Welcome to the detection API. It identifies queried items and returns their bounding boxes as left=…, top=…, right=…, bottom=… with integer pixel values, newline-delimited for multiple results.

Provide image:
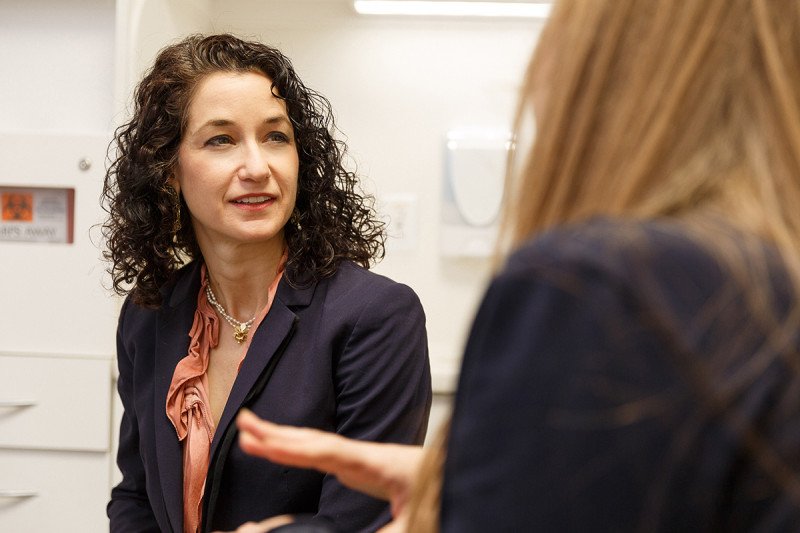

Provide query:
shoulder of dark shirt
left=503, top=217, right=717, bottom=280
left=498, top=216, right=793, bottom=336
left=319, top=259, right=421, bottom=308
left=500, top=217, right=777, bottom=295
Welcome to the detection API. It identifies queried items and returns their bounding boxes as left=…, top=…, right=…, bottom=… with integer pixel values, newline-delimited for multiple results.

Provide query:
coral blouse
left=165, top=263, right=284, bottom=533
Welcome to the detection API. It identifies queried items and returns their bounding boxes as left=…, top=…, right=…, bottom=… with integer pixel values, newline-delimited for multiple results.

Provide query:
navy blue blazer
left=108, top=260, right=432, bottom=533
left=441, top=218, right=800, bottom=531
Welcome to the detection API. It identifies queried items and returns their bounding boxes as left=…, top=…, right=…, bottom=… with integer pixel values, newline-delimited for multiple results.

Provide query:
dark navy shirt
left=442, top=218, right=800, bottom=532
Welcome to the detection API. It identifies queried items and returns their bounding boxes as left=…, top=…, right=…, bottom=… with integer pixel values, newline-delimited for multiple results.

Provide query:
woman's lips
left=231, top=195, right=275, bottom=209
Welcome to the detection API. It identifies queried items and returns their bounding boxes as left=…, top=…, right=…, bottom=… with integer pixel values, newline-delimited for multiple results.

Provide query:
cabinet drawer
left=0, top=355, right=111, bottom=451
left=0, top=448, right=109, bottom=532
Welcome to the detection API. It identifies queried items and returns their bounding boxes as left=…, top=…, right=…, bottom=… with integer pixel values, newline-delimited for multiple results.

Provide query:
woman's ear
left=168, top=172, right=181, bottom=196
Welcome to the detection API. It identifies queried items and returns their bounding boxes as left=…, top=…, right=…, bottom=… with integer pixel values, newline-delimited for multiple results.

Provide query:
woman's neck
left=201, top=239, right=286, bottom=321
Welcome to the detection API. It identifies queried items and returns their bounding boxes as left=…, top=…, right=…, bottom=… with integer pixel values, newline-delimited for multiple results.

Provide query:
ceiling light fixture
left=353, top=1, right=552, bottom=18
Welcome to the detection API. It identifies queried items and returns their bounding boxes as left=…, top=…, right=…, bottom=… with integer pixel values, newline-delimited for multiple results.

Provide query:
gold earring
left=290, top=210, right=301, bottom=229
left=167, top=186, right=181, bottom=234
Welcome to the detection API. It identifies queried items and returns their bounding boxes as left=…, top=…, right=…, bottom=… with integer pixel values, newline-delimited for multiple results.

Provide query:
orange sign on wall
left=0, top=187, right=74, bottom=243
left=2, top=192, right=34, bottom=221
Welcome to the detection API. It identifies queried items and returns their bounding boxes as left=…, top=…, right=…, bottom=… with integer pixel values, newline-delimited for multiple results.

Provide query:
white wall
left=0, top=0, right=115, bottom=134
left=115, top=0, right=214, bottom=114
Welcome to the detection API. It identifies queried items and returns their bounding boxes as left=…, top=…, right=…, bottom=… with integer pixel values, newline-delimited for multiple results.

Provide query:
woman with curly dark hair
left=103, top=33, right=431, bottom=533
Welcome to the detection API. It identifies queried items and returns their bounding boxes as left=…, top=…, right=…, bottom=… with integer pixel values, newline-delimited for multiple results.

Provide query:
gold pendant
left=233, top=324, right=248, bottom=344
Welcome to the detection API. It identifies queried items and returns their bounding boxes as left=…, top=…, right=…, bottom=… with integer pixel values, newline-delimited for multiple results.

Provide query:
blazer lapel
left=153, top=262, right=202, bottom=533
left=209, top=275, right=316, bottom=456
left=149, top=267, right=317, bottom=532
left=210, top=297, right=295, bottom=457
left=202, top=277, right=315, bottom=531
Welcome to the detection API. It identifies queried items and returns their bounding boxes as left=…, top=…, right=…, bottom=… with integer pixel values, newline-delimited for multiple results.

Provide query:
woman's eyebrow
left=190, top=115, right=290, bottom=136
left=188, top=118, right=233, bottom=137
left=263, top=115, right=291, bottom=127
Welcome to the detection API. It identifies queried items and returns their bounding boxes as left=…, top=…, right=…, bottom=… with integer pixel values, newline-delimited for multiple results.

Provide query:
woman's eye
left=266, top=132, right=290, bottom=144
left=205, top=135, right=233, bottom=147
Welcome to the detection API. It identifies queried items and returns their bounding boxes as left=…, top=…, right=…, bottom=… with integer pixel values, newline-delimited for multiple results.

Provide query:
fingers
left=251, top=515, right=294, bottom=532
left=375, top=514, right=409, bottom=533
left=238, top=428, right=268, bottom=457
left=236, top=410, right=343, bottom=470
left=236, top=408, right=277, bottom=439
left=236, top=411, right=384, bottom=490
left=234, top=409, right=424, bottom=507
left=211, top=514, right=295, bottom=533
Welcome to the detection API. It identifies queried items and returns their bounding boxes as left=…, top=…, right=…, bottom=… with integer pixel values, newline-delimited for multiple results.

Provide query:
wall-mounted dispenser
left=440, top=129, right=510, bottom=257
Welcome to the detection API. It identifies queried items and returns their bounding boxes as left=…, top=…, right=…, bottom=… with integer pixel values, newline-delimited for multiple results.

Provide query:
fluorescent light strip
left=353, top=1, right=552, bottom=18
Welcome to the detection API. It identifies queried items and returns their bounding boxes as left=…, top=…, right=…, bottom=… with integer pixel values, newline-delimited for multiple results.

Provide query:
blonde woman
left=228, top=1, right=800, bottom=531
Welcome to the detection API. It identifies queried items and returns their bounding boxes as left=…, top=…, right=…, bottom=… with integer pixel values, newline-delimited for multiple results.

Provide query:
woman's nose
left=238, top=142, right=271, bottom=181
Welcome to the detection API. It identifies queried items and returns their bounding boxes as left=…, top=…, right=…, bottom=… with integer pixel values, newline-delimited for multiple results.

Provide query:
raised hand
left=236, top=409, right=424, bottom=519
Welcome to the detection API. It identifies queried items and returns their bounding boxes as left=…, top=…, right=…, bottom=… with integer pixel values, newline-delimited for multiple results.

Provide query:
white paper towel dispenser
left=441, top=129, right=510, bottom=257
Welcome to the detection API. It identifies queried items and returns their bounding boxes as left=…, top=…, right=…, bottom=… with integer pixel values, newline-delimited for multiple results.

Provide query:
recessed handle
left=0, top=400, right=36, bottom=408
left=0, top=489, right=38, bottom=498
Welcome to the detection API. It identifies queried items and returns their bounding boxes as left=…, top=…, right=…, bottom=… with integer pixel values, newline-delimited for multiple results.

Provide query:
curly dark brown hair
left=102, top=33, right=385, bottom=308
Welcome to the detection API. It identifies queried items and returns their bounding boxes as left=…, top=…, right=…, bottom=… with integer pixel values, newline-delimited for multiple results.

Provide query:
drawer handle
left=0, top=489, right=38, bottom=499
left=0, top=400, right=37, bottom=408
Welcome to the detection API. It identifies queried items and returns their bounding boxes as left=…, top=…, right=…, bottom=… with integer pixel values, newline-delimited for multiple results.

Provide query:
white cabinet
left=0, top=355, right=112, bottom=451
left=0, top=449, right=111, bottom=532
left=0, top=353, right=113, bottom=532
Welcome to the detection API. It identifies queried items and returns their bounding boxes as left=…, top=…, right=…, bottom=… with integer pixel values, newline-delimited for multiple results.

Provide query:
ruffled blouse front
left=165, top=262, right=284, bottom=533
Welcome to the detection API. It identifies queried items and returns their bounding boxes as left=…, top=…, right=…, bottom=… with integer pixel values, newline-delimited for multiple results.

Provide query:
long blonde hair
left=503, top=0, right=800, bottom=256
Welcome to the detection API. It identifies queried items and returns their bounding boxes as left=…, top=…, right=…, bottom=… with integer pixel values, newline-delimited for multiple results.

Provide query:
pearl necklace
left=205, top=284, right=256, bottom=344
